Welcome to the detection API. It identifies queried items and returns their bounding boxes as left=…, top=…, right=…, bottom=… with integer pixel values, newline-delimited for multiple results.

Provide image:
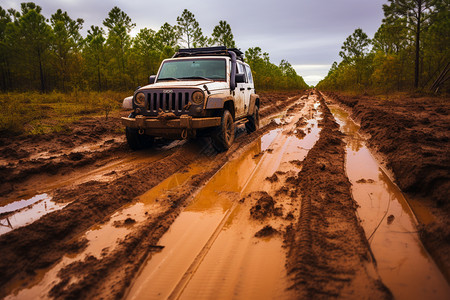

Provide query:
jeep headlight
left=191, top=91, right=205, bottom=105
left=134, top=92, right=146, bottom=107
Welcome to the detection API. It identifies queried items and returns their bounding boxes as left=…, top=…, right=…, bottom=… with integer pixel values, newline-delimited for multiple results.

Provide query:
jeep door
left=234, top=62, right=246, bottom=118
left=243, top=64, right=254, bottom=114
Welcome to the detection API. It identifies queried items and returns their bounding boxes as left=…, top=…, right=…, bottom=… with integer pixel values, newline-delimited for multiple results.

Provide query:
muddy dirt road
left=1, top=91, right=449, bottom=299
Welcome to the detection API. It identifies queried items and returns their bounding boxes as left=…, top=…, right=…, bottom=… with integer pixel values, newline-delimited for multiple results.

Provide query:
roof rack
left=173, top=46, right=244, bottom=61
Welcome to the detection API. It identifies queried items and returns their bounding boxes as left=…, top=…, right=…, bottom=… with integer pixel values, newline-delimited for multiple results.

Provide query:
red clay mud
left=325, top=92, right=449, bottom=207
left=0, top=115, right=127, bottom=197
left=325, top=91, right=450, bottom=281
left=250, top=191, right=277, bottom=220
left=284, top=93, right=392, bottom=298
left=0, top=91, right=307, bottom=299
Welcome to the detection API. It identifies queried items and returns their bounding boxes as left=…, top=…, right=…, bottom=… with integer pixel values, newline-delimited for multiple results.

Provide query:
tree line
left=317, top=0, right=449, bottom=93
left=0, top=3, right=308, bottom=93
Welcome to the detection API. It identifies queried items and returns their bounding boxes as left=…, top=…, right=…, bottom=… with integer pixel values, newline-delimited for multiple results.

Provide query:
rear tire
left=211, top=110, right=235, bottom=152
left=126, top=127, right=154, bottom=150
left=245, top=106, right=260, bottom=133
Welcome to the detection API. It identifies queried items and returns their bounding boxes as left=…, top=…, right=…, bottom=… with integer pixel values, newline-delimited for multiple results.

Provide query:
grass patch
left=0, top=91, right=130, bottom=136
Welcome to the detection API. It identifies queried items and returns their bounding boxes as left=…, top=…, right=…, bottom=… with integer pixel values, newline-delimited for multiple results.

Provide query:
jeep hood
left=140, top=80, right=228, bottom=91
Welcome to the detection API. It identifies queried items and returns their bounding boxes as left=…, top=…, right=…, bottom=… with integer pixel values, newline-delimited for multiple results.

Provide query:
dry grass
left=0, top=91, right=130, bottom=136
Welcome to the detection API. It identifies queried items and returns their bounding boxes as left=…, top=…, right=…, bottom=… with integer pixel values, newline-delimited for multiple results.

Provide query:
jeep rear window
left=157, top=59, right=226, bottom=81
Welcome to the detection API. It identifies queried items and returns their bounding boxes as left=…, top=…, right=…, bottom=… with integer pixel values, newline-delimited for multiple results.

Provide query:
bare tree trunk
left=38, top=48, right=45, bottom=93
left=414, top=0, right=422, bottom=89
left=97, top=55, right=102, bottom=91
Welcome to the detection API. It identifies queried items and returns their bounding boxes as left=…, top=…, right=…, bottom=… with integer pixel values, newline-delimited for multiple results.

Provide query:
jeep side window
left=237, top=62, right=247, bottom=82
left=245, top=65, right=253, bottom=84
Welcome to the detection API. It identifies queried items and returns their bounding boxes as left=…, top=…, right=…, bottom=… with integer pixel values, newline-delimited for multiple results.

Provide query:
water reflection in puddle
left=0, top=194, right=66, bottom=236
left=329, top=104, right=450, bottom=300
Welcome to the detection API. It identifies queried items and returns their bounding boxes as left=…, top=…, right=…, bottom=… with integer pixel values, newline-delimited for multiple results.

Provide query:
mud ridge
left=0, top=116, right=127, bottom=197
left=259, top=91, right=306, bottom=118
left=284, top=92, right=392, bottom=299
left=324, top=92, right=449, bottom=207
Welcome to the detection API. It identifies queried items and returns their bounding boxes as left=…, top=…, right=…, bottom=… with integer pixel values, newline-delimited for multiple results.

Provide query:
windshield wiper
left=179, top=76, right=211, bottom=81
left=157, top=77, right=180, bottom=81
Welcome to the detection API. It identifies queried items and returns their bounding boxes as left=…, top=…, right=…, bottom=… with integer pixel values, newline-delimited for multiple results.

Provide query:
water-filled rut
left=328, top=100, right=450, bottom=300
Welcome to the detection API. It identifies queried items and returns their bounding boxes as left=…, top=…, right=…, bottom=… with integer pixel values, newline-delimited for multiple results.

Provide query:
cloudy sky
left=0, top=0, right=388, bottom=85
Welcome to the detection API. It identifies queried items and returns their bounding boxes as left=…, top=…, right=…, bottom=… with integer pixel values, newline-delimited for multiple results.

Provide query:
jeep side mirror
left=149, top=75, right=156, bottom=84
left=235, top=73, right=245, bottom=83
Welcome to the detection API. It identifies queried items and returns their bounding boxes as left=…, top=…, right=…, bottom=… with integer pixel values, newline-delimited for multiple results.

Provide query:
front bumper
left=121, top=115, right=221, bottom=129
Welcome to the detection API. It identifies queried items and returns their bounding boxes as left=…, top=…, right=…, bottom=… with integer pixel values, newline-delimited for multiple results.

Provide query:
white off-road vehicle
left=121, top=46, right=260, bottom=151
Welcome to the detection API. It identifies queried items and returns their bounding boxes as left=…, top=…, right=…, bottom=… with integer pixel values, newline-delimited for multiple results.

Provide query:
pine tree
left=83, top=26, right=106, bottom=91
left=176, top=9, right=206, bottom=48
left=50, top=9, right=83, bottom=91
left=7, top=3, right=52, bottom=92
left=210, top=20, right=236, bottom=48
left=383, top=0, right=438, bottom=88
left=103, top=6, right=135, bottom=88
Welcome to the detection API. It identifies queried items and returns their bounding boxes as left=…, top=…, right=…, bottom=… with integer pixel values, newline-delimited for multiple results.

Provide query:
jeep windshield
left=157, top=58, right=227, bottom=82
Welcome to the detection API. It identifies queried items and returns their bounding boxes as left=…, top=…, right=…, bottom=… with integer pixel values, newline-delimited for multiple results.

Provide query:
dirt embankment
left=284, top=93, right=392, bottom=298
left=325, top=92, right=449, bottom=207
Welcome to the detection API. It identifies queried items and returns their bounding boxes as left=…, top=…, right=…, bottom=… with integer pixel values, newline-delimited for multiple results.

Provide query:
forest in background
left=0, top=3, right=307, bottom=136
left=0, top=3, right=308, bottom=93
left=317, top=0, right=449, bottom=94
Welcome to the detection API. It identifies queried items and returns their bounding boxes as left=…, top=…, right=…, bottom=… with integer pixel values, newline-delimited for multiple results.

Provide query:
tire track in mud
left=124, top=95, right=314, bottom=300
left=1, top=91, right=308, bottom=299
left=323, top=91, right=450, bottom=283
left=284, top=92, right=393, bottom=299
left=0, top=146, right=197, bottom=297
left=43, top=122, right=282, bottom=300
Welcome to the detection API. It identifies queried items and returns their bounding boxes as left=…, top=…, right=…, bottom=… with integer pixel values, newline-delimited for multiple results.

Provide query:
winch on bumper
left=121, top=115, right=221, bottom=138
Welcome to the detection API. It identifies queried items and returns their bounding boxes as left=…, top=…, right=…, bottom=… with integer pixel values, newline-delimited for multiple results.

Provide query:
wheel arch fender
left=248, top=94, right=260, bottom=116
left=205, top=94, right=235, bottom=118
left=205, top=93, right=234, bottom=109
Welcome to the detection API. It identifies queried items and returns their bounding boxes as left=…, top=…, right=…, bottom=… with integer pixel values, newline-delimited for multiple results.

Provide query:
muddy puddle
left=0, top=145, right=185, bottom=239
left=4, top=158, right=208, bottom=299
left=329, top=104, right=450, bottom=300
left=1, top=147, right=177, bottom=207
left=125, top=97, right=322, bottom=300
left=0, top=193, right=66, bottom=235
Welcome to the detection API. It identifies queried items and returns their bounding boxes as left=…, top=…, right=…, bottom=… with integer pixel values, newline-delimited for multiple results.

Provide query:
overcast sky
left=0, top=0, right=388, bottom=86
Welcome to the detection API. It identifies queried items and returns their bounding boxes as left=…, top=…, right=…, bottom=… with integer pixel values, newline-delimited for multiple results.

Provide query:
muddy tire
left=245, top=106, right=260, bottom=133
left=125, top=127, right=154, bottom=150
left=211, top=110, right=235, bottom=152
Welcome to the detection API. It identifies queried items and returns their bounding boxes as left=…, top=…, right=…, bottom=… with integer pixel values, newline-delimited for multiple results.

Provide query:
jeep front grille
left=146, top=90, right=192, bottom=115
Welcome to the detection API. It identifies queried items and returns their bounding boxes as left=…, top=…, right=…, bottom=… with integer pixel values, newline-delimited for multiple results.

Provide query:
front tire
left=245, top=106, right=260, bottom=133
left=211, top=110, right=235, bottom=152
left=126, top=127, right=154, bottom=150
